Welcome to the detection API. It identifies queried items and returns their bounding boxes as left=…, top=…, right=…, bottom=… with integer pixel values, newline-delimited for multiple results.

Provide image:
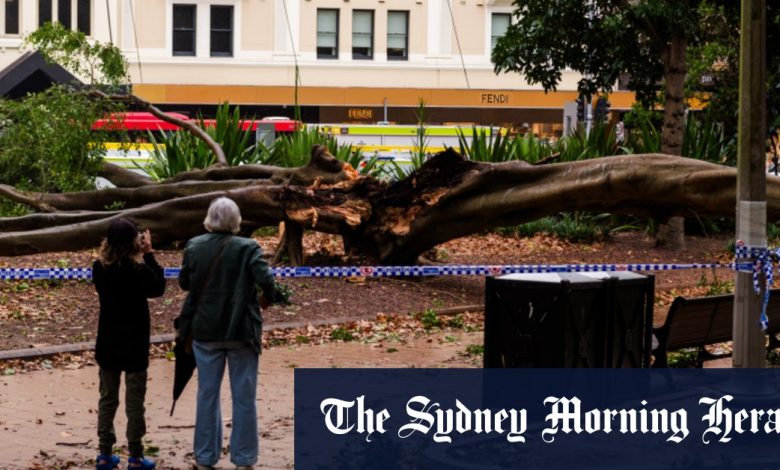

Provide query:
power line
left=128, top=0, right=143, bottom=83
left=105, top=0, right=113, bottom=44
left=445, top=0, right=470, bottom=89
left=281, top=0, right=302, bottom=121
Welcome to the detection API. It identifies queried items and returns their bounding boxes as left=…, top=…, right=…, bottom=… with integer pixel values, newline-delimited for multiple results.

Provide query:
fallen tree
left=0, top=148, right=776, bottom=264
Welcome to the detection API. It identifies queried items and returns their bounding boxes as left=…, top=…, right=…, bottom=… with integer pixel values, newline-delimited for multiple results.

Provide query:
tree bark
left=656, top=32, right=689, bottom=250
left=2, top=151, right=778, bottom=263
left=99, top=162, right=154, bottom=187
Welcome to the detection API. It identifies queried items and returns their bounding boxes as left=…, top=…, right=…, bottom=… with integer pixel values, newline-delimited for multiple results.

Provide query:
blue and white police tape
left=0, top=262, right=740, bottom=282
left=735, top=244, right=780, bottom=330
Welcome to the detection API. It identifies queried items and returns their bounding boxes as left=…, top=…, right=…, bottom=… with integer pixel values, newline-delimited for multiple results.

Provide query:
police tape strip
left=0, top=262, right=750, bottom=281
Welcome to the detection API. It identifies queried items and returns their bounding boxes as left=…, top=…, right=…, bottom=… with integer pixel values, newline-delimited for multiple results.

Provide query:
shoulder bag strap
left=191, top=235, right=231, bottom=309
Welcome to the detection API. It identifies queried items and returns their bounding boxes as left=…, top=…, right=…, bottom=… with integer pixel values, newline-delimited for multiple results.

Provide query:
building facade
left=0, top=0, right=637, bottom=135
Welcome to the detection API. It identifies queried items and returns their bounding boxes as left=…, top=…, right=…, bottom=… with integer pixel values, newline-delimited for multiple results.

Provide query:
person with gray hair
left=176, top=197, right=276, bottom=470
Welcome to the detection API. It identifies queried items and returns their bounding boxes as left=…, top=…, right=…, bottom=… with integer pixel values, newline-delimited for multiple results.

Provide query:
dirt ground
left=0, top=231, right=733, bottom=352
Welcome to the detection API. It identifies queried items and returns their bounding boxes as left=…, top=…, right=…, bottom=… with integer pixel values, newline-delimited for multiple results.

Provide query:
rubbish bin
left=483, top=272, right=654, bottom=368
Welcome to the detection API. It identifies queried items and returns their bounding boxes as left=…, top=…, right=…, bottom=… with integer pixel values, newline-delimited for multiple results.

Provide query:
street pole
left=733, top=0, right=767, bottom=368
left=585, top=97, right=592, bottom=137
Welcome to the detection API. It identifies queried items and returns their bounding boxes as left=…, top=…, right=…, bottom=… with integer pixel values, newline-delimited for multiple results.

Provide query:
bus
left=317, top=123, right=504, bottom=172
left=92, top=112, right=300, bottom=172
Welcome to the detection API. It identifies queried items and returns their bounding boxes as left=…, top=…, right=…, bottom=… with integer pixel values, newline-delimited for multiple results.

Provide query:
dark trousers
left=98, top=367, right=148, bottom=458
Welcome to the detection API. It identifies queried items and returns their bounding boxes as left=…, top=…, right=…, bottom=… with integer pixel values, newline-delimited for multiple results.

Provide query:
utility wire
left=128, top=0, right=144, bottom=83
left=281, top=0, right=302, bottom=121
left=105, top=0, right=113, bottom=43
left=445, top=0, right=470, bottom=89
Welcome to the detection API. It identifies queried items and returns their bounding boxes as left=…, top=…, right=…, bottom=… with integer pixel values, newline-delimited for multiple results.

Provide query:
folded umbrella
left=170, top=335, right=196, bottom=417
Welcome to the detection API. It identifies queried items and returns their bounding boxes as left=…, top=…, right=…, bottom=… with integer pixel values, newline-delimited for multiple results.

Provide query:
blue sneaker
left=95, top=454, right=120, bottom=470
left=128, top=456, right=156, bottom=469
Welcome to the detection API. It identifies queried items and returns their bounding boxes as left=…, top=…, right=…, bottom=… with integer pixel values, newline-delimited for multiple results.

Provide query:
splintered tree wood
left=1, top=149, right=778, bottom=264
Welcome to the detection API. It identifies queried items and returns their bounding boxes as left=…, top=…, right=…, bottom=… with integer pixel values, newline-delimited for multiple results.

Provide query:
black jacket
left=93, top=253, right=166, bottom=371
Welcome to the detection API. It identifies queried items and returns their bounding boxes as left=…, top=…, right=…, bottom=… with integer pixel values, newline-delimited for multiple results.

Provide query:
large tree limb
left=99, top=162, right=154, bottom=187
left=2, top=151, right=778, bottom=264
left=1, top=146, right=349, bottom=212
left=0, top=211, right=120, bottom=232
left=0, top=180, right=267, bottom=212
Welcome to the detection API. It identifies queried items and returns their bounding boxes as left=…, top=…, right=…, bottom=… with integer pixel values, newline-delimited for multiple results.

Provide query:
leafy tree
left=0, top=85, right=115, bottom=194
left=492, top=0, right=699, bottom=157
left=686, top=2, right=780, bottom=138
left=25, top=22, right=128, bottom=88
left=0, top=23, right=129, bottom=217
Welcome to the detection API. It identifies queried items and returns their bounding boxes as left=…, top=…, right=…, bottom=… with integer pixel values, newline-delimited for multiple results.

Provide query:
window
left=352, top=10, right=373, bottom=60
left=387, top=11, right=408, bottom=61
left=172, top=4, right=196, bottom=56
left=77, top=0, right=90, bottom=34
left=39, top=0, right=52, bottom=26
left=210, top=5, right=233, bottom=57
left=5, top=0, right=19, bottom=34
left=58, top=0, right=71, bottom=28
left=491, top=13, right=510, bottom=51
left=317, top=9, right=338, bottom=59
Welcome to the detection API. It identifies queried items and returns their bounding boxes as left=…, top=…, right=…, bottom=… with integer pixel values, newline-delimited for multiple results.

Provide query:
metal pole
left=585, top=97, right=592, bottom=137
left=733, top=0, right=767, bottom=368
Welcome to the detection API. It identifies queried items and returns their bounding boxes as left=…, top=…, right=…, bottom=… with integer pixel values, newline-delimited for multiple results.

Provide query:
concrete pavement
left=0, top=331, right=483, bottom=470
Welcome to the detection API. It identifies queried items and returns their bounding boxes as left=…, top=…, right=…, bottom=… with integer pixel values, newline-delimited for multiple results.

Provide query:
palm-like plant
left=457, top=126, right=518, bottom=162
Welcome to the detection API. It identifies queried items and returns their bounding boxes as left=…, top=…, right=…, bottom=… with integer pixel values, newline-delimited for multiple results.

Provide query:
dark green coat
left=177, top=232, right=275, bottom=353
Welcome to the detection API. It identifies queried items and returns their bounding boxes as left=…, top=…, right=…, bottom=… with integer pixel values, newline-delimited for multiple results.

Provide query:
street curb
left=0, top=305, right=485, bottom=361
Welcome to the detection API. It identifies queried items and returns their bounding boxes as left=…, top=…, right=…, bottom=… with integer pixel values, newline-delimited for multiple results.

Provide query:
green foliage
left=208, top=103, right=264, bottom=166
left=514, top=133, right=555, bottom=164
left=491, top=0, right=698, bottom=106
left=686, top=2, right=780, bottom=138
left=681, top=114, right=735, bottom=165
left=419, top=309, right=442, bottom=330
left=556, top=120, right=619, bottom=161
left=144, top=102, right=266, bottom=179
left=265, top=126, right=363, bottom=170
left=696, top=272, right=734, bottom=296
left=25, top=22, right=129, bottom=88
left=144, top=127, right=215, bottom=180
left=457, top=127, right=517, bottom=163
left=331, top=327, right=356, bottom=342
left=465, top=344, right=485, bottom=356
left=623, top=119, right=662, bottom=154
left=501, top=212, right=612, bottom=243
left=0, top=86, right=113, bottom=193
left=667, top=348, right=699, bottom=368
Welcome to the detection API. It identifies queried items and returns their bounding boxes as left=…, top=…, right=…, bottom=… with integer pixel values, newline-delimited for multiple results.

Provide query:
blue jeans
left=192, top=340, right=259, bottom=467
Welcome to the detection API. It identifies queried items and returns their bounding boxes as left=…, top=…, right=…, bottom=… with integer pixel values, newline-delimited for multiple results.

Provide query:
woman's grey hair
left=204, top=197, right=242, bottom=234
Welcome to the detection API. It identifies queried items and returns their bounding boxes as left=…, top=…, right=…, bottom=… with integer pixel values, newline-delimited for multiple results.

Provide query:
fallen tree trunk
left=1, top=151, right=777, bottom=263
left=99, top=163, right=155, bottom=187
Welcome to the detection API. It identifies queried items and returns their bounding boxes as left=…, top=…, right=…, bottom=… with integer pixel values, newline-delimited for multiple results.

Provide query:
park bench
left=652, top=288, right=780, bottom=367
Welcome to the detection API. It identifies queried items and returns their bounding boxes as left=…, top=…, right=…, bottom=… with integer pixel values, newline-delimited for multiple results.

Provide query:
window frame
left=316, top=8, right=339, bottom=60
left=351, top=9, right=373, bottom=61
left=386, top=10, right=409, bottom=62
left=76, top=0, right=90, bottom=35
left=38, top=0, right=53, bottom=27
left=209, top=4, right=234, bottom=57
left=172, top=3, right=197, bottom=57
left=4, top=0, right=20, bottom=35
left=490, top=12, right=511, bottom=52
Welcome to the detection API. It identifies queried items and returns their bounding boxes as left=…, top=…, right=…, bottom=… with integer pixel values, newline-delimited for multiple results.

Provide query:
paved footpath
left=0, top=332, right=483, bottom=470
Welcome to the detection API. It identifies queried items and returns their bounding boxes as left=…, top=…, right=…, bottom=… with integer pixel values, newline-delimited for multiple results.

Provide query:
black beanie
left=107, top=218, right=139, bottom=245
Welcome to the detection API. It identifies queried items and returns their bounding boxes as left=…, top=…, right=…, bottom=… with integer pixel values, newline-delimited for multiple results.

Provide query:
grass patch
left=331, top=327, right=356, bottom=342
